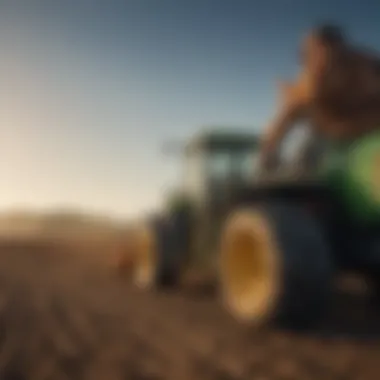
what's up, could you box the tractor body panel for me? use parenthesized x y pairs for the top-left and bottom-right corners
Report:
(320, 130), (380, 225)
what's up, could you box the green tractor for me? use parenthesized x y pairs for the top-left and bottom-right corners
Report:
(131, 129), (259, 289)
(131, 127), (380, 329)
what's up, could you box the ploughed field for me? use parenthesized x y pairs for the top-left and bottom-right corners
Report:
(0, 238), (378, 380)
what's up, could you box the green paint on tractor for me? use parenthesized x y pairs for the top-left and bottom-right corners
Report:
(321, 130), (380, 224)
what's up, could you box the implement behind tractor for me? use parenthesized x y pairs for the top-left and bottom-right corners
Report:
(127, 128), (380, 329)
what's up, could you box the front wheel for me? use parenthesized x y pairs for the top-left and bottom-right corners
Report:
(132, 217), (184, 290)
(219, 202), (334, 329)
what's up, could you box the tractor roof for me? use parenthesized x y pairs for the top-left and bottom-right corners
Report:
(185, 129), (261, 153)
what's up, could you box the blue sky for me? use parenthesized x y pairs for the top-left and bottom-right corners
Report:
(0, 0), (379, 218)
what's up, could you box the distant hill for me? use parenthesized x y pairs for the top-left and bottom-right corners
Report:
(0, 209), (130, 241)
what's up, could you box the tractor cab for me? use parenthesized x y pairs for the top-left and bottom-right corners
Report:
(181, 130), (260, 207)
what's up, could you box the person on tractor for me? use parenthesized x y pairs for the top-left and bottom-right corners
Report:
(258, 24), (380, 172)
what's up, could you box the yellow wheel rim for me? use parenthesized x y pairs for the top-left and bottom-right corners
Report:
(133, 225), (157, 289)
(219, 210), (280, 323)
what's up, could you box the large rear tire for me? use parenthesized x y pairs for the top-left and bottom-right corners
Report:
(219, 202), (333, 329)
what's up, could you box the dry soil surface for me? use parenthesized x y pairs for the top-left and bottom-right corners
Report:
(0, 239), (378, 380)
